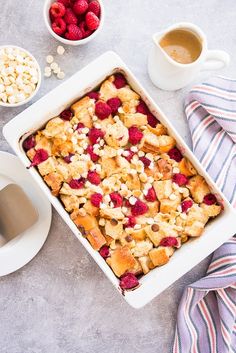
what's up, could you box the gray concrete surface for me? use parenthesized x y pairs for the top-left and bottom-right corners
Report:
(0, 1), (235, 352)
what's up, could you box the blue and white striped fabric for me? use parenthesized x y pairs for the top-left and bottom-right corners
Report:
(173, 76), (236, 353)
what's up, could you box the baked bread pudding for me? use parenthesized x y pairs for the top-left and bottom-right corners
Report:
(23, 73), (222, 290)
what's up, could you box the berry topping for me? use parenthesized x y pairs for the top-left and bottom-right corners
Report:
(28, 149), (48, 168)
(23, 135), (35, 151)
(52, 17), (66, 36)
(123, 149), (135, 162)
(145, 187), (157, 202)
(50, 2), (66, 18)
(125, 215), (136, 228)
(88, 128), (104, 144)
(87, 91), (100, 100)
(95, 101), (112, 119)
(76, 122), (85, 130)
(64, 8), (78, 25)
(203, 193), (217, 205)
(107, 97), (122, 114)
(91, 193), (103, 207)
(113, 73), (127, 89)
(73, 0), (88, 15)
(181, 199), (193, 213)
(160, 237), (178, 247)
(131, 199), (148, 216)
(63, 153), (74, 164)
(65, 24), (83, 40)
(139, 156), (151, 168)
(88, 0), (101, 16)
(128, 126), (143, 145)
(69, 178), (85, 189)
(85, 11), (100, 30)
(99, 245), (110, 259)
(86, 145), (99, 162)
(136, 100), (149, 115)
(79, 21), (93, 38)
(119, 273), (139, 290)
(60, 109), (72, 120)
(147, 113), (159, 128)
(110, 192), (123, 208)
(172, 173), (188, 186)
(168, 147), (183, 162)
(87, 170), (101, 185)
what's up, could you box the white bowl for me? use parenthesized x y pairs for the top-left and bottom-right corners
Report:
(43, 0), (104, 46)
(0, 45), (41, 108)
(3, 52), (236, 308)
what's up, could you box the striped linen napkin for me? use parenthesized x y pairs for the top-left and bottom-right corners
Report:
(172, 76), (236, 353)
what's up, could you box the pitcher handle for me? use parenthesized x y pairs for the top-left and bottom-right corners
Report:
(201, 50), (230, 71)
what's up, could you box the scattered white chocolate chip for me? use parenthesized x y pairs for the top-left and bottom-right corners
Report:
(57, 45), (65, 56)
(57, 71), (65, 80)
(180, 213), (187, 220)
(173, 167), (180, 174)
(169, 193), (177, 200)
(50, 62), (58, 70)
(46, 55), (54, 64)
(134, 224), (141, 230)
(129, 196), (137, 205)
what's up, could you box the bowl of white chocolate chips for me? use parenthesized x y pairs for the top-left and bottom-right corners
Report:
(0, 45), (41, 107)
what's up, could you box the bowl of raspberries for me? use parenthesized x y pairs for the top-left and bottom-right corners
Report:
(44, 0), (104, 45)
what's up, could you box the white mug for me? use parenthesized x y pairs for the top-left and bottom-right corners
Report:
(148, 22), (230, 91)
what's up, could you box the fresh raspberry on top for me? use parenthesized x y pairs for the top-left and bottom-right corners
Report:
(131, 199), (148, 216)
(136, 100), (149, 115)
(23, 135), (36, 151)
(50, 2), (66, 18)
(203, 193), (217, 205)
(69, 178), (85, 189)
(99, 245), (110, 259)
(147, 113), (159, 128)
(145, 187), (157, 202)
(57, 0), (72, 7)
(85, 11), (100, 30)
(86, 145), (99, 162)
(119, 273), (139, 290)
(76, 122), (85, 130)
(113, 73), (127, 89)
(60, 109), (72, 120)
(52, 18), (66, 36)
(128, 126), (143, 145)
(123, 149), (135, 162)
(88, 0), (101, 16)
(91, 193), (103, 207)
(110, 192), (123, 208)
(28, 149), (48, 168)
(107, 97), (122, 114)
(95, 101), (112, 119)
(168, 147), (183, 162)
(79, 21), (93, 38)
(88, 127), (104, 144)
(139, 156), (151, 168)
(63, 8), (78, 25)
(63, 153), (74, 164)
(87, 91), (100, 100)
(73, 0), (88, 15)
(125, 215), (136, 228)
(65, 24), (83, 40)
(172, 173), (188, 186)
(181, 199), (193, 213)
(160, 237), (178, 247)
(87, 171), (101, 185)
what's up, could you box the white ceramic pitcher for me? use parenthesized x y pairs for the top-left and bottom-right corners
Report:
(148, 22), (230, 91)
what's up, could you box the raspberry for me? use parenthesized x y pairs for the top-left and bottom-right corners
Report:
(168, 147), (183, 162)
(88, 0), (100, 16)
(160, 237), (178, 247)
(147, 113), (159, 128)
(86, 145), (99, 162)
(85, 11), (100, 30)
(28, 149), (48, 168)
(136, 100), (149, 115)
(60, 109), (72, 120)
(145, 187), (157, 202)
(131, 199), (148, 216)
(63, 153), (74, 164)
(76, 122), (85, 130)
(87, 171), (101, 185)
(172, 173), (188, 186)
(110, 192), (123, 208)
(87, 91), (100, 100)
(125, 215), (136, 228)
(123, 149), (135, 162)
(88, 128), (104, 144)
(52, 17), (66, 36)
(57, 0), (72, 7)
(65, 24), (83, 40)
(23, 135), (35, 151)
(128, 126), (143, 145)
(203, 193), (217, 205)
(79, 21), (93, 38)
(95, 101), (112, 119)
(181, 199), (193, 213)
(63, 8), (78, 25)
(124, 199), (132, 208)
(69, 178), (85, 189)
(119, 273), (139, 290)
(139, 156), (151, 168)
(113, 73), (127, 89)
(107, 97), (122, 114)
(99, 245), (110, 259)
(50, 2), (66, 17)
(73, 0), (88, 15)
(91, 193), (103, 207)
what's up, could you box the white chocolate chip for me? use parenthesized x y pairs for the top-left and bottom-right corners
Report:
(169, 193), (177, 200)
(46, 55), (54, 64)
(57, 46), (65, 55)
(50, 62), (58, 70)
(129, 196), (137, 205)
(57, 71), (65, 80)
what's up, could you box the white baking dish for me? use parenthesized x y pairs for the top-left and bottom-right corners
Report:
(3, 51), (236, 308)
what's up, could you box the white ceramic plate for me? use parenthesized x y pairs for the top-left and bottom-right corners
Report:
(0, 151), (51, 276)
